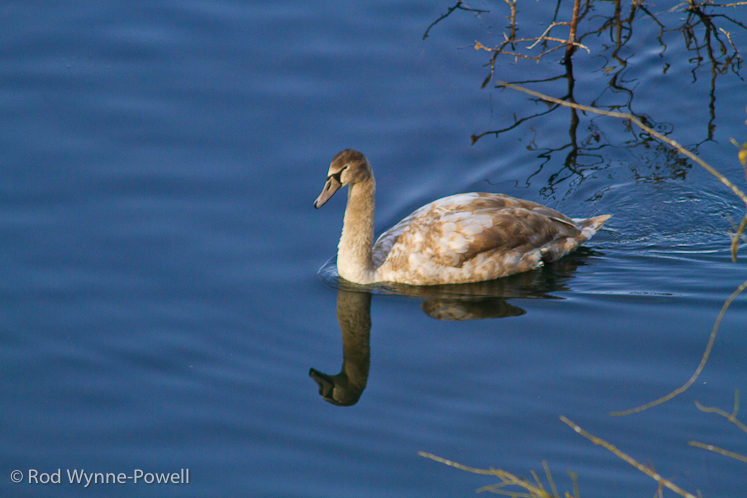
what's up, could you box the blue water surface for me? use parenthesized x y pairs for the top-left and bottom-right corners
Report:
(2, 1), (747, 497)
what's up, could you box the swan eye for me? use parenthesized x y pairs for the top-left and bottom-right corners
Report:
(329, 165), (348, 183)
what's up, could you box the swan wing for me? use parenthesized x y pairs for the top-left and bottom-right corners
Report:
(372, 193), (590, 284)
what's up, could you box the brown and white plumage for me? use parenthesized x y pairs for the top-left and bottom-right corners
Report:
(314, 149), (610, 285)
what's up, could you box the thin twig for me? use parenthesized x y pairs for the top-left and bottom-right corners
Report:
(504, 0), (517, 42)
(476, 41), (590, 63)
(694, 389), (747, 435)
(720, 27), (740, 56)
(690, 390), (747, 462)
(567, 0), (582, 48)
(423, 1), (489, 40)
(611, 278), (747, 415)
(418, 451), (554, 498)
(560, 417), (699, 498)
(477, 39), (590, 54)
(731, 213), (747, 261)
(527, 22), (570, 49)
(688, 441), (747, 462)
(493, 81), (747, 211)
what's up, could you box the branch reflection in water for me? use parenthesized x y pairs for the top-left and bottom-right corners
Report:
(455, 0), (745, 195)
(310, 251), (596, 406)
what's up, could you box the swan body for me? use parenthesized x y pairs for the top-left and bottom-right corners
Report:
(315, 149), (610, 285)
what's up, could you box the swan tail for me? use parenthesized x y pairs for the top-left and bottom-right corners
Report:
(579, 214), (611, 239)
(540, 214), (611, 263)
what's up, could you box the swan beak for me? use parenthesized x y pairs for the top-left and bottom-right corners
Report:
(314, 176), (342, 208)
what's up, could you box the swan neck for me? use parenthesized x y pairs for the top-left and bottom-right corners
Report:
(337, 177), (376, 283)
(337, 290), (371, 390)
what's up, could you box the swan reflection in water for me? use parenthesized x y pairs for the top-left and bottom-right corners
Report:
(310, 250), (595, 406)
(309, 291), (372, 407)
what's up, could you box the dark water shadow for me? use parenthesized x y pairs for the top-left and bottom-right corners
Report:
(310, 248), (599, 405)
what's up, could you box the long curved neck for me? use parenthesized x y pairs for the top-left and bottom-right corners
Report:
(337, 290), (371, 396)
(337, 177), (376, 284)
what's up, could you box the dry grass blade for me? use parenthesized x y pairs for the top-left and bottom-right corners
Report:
(542, 461), (560, 498)
(417, 451), (556, 498)
(559, 416), (698, 498)
(568, 470), (580, 498)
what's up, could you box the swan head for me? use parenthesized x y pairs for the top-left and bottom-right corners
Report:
(314, 149), (373, 208)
